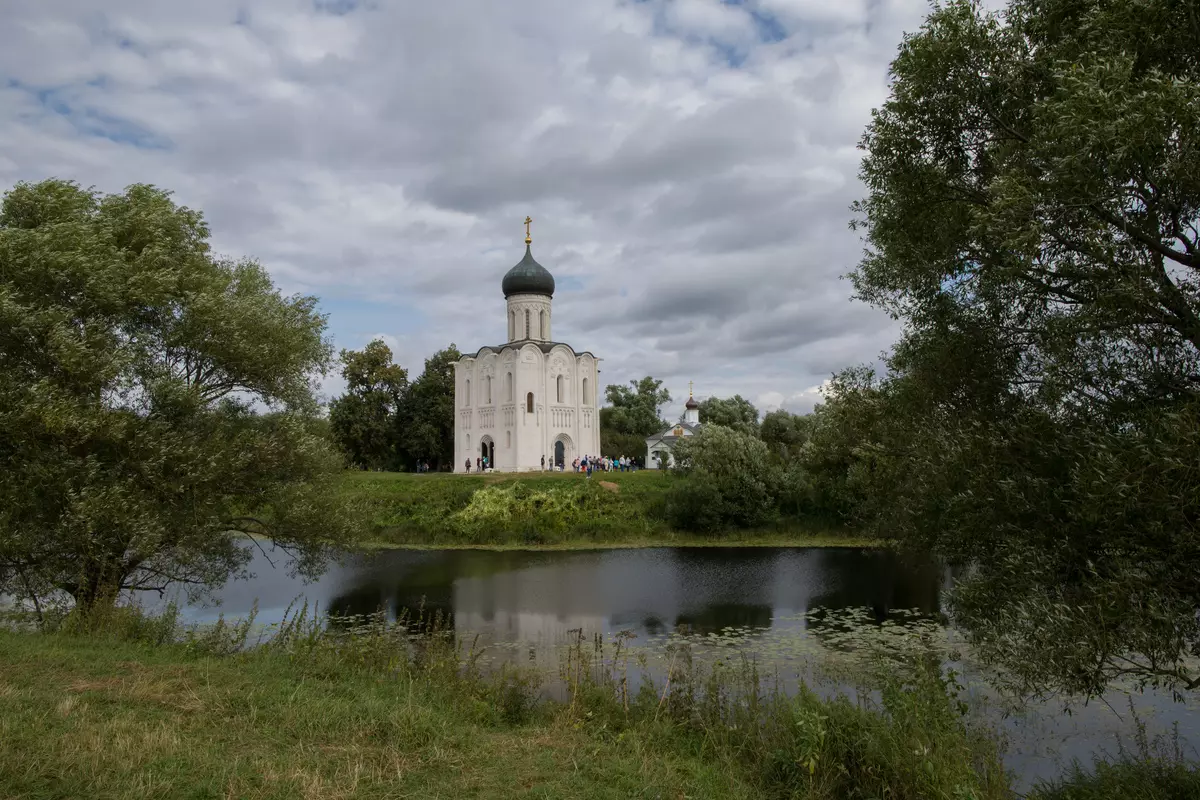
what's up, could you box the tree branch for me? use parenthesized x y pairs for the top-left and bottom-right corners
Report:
(1091, 203), (1199, 270)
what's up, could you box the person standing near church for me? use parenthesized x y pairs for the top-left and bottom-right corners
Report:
(541, 455), (546, 471)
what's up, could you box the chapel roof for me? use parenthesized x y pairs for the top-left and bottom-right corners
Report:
(645, 420), (703, 443)
(502, 245), (555, 298)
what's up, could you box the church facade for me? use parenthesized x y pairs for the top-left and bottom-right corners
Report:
(454, 220), (602, 472)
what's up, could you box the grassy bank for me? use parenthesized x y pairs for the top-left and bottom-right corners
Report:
(338, 469), (871, 548)
(0, 611), (1009, 800)
(4, 608), (1196, 800)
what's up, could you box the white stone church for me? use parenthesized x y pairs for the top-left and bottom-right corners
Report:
(454, 221), (602, 472)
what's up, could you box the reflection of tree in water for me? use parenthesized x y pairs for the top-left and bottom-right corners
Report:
(805, 549), (943, 628)
(674, 603), (773, 634)
(325, 583), (455, 634)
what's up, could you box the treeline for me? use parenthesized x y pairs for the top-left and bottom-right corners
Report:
(327, 340), (460, 471)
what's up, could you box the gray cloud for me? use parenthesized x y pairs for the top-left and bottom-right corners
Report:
(0, 0), (937, 416)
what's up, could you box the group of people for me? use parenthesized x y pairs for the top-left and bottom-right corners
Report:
(566, 455), (635, 476)
(464, 454), (639, 474)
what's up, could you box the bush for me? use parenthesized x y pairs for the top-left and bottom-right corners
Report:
(665, 425), (782, 532)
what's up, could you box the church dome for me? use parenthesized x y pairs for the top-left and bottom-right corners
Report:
(685, 396), (699, 410)
(502, 245), (555, 298)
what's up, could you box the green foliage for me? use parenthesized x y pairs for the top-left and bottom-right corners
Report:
(1029, 717), (1200, 800)
(598, 426), (646, 463)
(666, 425), (782, 532)
(758, 408), (812, 462)
(0, 179), (356, 614)
(694, 394), (759, 436)
(602, 376), (671, 438)
(397, 344), (460, 470)
(343, 471), (673, 545)
(449, 481), (641, 543)
(328, 341), (460, 471)
(817, 0), (1200, 697)
(329, 339), (408, 470)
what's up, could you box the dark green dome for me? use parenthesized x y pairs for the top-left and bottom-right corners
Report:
(502, 245), (555, 298)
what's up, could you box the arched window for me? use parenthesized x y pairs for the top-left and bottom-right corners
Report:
(506, 430), (511, 448)
(525, 309), (531, 339)
(465, 379), (471, 406)
(582, 377), (590, 406)
(540, 310), (546, 339)
(556, 374), (564, 404)
(526, 392), (534, 413)
(505, 372), (513, 402)
(509, 311), (515, 341)
(486, 375), (492, 404)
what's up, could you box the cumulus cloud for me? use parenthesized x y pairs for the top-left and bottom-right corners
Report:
(0, 0), (936, 415)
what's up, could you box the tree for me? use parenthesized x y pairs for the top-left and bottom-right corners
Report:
(846, 0), (1200, 696)
(695, 395), (760, 436)
(602, 376), (671, 438)
(0, 179), (357, 615)
(329, 339), (408, 470)
(397, 344), (460, 470)
(759, 409), (812, 461)
(665, 426), (780, 532)
(598, 411), (646, 464)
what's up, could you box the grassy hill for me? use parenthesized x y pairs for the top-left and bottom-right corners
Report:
(335, 470), (865, 548)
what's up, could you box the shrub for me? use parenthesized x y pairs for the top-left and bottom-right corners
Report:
(665, 425), (782, 532)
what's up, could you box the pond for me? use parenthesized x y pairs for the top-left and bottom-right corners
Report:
(163, 545), (1199, 790)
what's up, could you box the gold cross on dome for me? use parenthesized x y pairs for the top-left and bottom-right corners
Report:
(524, 216), (533, 244)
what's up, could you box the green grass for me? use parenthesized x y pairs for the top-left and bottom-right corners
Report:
(0, 609), (1012, 800)
(0, 632), (750, 799)
(337, 469), (873, 549)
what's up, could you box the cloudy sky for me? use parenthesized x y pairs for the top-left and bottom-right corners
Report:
(0, 0), (1001, 417)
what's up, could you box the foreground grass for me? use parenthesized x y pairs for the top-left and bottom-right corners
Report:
(3, 608), (1194, 800)
(0, 631), (751, 800)
(0, 608), (1011, 800)
(338, 469), (871, 549)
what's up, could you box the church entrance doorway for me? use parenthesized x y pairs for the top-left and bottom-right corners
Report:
(480, 437), (495, 470)
(553, 433), (574, 470)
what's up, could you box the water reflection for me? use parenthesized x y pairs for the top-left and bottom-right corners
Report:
(202, 546), (942, 643)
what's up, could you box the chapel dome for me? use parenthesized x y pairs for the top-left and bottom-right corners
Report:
(502, 245), (555, 298)
(685, 396), (699, 410)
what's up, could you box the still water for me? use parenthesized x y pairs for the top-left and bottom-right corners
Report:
(165, 545), (1198, 790)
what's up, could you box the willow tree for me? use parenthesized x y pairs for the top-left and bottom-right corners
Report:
(0, 179), (356, 615)
(848, 0), (1200, 696)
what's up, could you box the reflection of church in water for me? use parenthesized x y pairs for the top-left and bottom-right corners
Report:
(454, 218), (602, 472)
